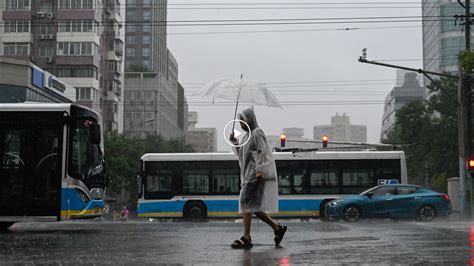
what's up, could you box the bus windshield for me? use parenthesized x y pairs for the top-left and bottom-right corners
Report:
(69, 119), (101, 180)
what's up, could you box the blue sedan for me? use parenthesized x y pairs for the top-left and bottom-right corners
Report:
(324, 185), (452, 222)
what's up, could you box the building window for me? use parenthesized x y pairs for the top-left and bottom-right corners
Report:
(143, 48), (150, 57)
(6, 0), (30, 10)
(59, 20), (96, 33)
(57, 42), (95, 56)
(107, 60), (121, 72)
(39, 24), (53, 34)
(143, 35), (150, 45)
(39, 45), (54, 57)
(126, 24), (135, 33)
(58, 65), (98, 79)
(143, 10), (151, 21)
(3, 43), (29, 55)
(76, 87), (98, 100)
(39, 2), (53, 12)
(143, 24), (150, 33)
(4, 21), (30, 33)
(126, 35), (135, 45)
(59, 0), (93, 10)
(126, 48), (135, 57)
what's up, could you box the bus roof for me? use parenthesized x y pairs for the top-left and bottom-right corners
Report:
(141, 151), (405, 161)
(0, 103), (73, 112)
(0, 103), (98, 116)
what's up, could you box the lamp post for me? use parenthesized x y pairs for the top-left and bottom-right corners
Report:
(132, 118), (155, 138)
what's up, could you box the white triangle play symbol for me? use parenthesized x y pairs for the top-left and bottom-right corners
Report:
(233, 129), (242, 138)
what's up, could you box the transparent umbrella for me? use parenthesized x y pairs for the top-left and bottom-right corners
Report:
(196, 75), (282, 129)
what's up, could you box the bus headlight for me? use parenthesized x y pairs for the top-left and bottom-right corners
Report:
(90, 188), (104, 200)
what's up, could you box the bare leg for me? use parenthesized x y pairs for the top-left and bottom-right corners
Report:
(255, 211), (279, 231)
(243, 212), (252, 240)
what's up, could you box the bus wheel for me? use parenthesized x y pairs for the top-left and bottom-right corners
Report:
(319, 200), (332, 222)
(185, 202), (207, 221)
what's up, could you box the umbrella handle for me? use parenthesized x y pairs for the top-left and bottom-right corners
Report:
(232, 100), (239, 132)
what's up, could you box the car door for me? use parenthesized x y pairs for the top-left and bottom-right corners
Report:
(365, 186), (397, 217)
(391, 186), (419, 217)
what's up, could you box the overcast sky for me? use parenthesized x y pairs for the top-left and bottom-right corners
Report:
(166, 1), (422, 151)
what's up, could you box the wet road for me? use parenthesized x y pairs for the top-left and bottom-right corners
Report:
(0, 217), (472, 265)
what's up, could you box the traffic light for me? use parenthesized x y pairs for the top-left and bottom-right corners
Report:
(280, 133), (287, 148)
(467, 158), (474, 172)
(322, 135), (329, 148)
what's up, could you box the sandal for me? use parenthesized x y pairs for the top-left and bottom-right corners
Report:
(274, 224), (287, 246)
(231, 236), (253, 249)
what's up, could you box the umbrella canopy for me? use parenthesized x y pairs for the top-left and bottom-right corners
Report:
(196, 78), (282, 108)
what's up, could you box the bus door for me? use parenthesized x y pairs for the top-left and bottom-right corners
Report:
(0, 112), (64, 220)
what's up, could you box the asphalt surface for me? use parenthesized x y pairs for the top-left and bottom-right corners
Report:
(0, 217), (472, 265)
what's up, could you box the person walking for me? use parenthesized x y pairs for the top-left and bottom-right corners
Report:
(120, 206), (129, 221)
(229, 107), (287, 249)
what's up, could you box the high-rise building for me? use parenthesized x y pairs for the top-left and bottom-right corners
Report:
(422, 1), (466, 89)
(186, 111), (217, 152)
(123, 72), (186, 139)
(313, 113), (367, 143)
(125, 0), (167, 74)
(0, 0), (125, 132)
(380, 73), (425, 141)
(123, 0), (187, 139)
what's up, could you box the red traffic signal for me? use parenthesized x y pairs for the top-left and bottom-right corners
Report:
(322, 135), (329, 148)
(468, 159), (474, 170)
(280, 134), (287, 147)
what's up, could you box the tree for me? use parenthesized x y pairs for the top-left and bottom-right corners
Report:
(104, 133), (193, 210)
(384, 76), (458, 191)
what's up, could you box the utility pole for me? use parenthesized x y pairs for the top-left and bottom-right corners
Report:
(458, 0), (472, 217)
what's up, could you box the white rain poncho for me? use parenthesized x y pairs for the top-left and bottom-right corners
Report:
(232, 107), (278, 214)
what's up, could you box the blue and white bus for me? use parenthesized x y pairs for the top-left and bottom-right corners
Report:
(0, 103), (106, 228)
(137, 151), (407, 220)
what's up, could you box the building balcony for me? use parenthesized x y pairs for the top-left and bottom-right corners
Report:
(60, 77), (100, 90)
(2, 11), (31, 20)
(55, 55), (99, 68)
(2, 32), (33, 43)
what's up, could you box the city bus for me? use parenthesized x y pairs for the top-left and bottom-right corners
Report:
(137, 151), (407, 220)
(0, 103), (106, 228)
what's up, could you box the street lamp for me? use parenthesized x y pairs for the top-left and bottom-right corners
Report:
(132, 118), (155, 137)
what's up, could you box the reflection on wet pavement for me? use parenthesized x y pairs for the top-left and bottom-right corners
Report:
(0, 218), (472, 264)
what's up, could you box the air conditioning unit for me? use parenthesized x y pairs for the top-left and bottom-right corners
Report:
(47, 13), (53, 20)
(45, 57), (53, 63)
(39, 34), (46, 40)
(37, 12), (46, 18)
(46, 34), (53, 40)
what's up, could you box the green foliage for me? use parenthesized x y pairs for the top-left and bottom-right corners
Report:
(384, 76), (458, 187)
(459, 51), (474, 73)
(125, 64), (152, 72)
(104, 133), (193, 208)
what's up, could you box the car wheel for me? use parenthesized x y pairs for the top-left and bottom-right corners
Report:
(416, 205), (436, 222)
(343, 205), (361, 222)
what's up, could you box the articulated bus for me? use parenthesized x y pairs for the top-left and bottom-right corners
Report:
(137, 151), (407, 220)
(0, 103), (106, 228)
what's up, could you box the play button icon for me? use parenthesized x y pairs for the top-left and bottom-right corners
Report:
(223, 119), (251, 147)
(233, 129), (242, 138)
